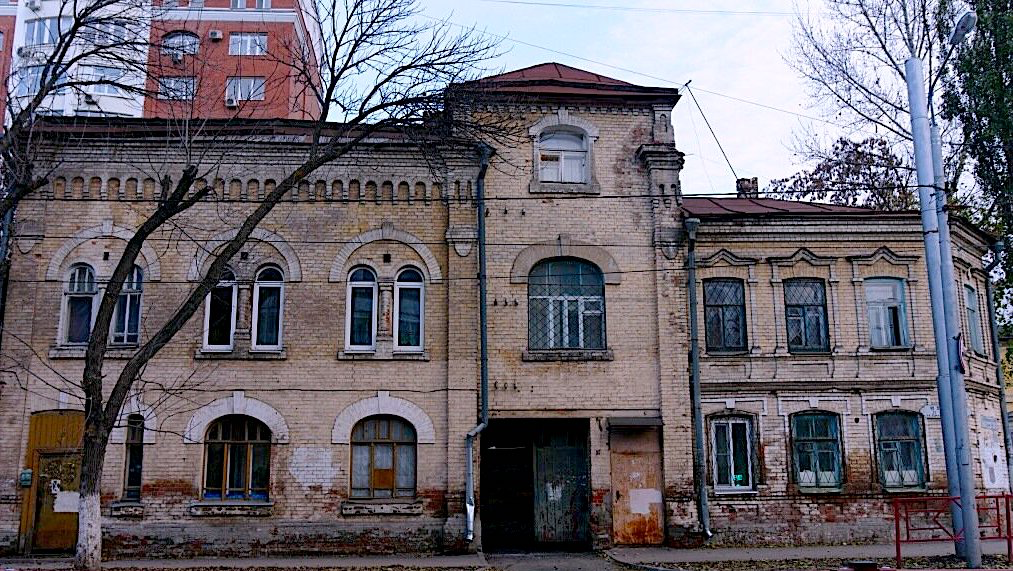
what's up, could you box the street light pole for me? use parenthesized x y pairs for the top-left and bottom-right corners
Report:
(905, 56), (969, 561)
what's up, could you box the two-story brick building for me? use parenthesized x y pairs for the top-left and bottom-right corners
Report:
(0, 62), (1006, 557)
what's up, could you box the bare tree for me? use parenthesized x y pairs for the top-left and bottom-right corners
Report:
(0, 1), (505, 568)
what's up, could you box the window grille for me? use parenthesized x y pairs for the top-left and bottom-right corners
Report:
(791, 413), (841, 488)
(784, 278), (829, 352)
(704, 278), (746, 352)
(876, 412), (925, 488)
(527, 258), (604, 350)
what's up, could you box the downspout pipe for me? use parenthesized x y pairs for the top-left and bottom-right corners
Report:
(685, 217), (711, 538)
(983, 241), (1013, 493)
(466, 143), (493, 542)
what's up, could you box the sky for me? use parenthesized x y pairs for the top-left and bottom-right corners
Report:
(423, 0), (823, 197)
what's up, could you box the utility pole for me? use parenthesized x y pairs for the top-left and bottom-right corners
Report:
(905, 56), (967, 561)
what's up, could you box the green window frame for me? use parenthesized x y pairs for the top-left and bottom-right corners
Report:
(791, 412), (842, 489)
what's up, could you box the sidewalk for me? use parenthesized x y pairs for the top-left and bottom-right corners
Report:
(609, 538), (1012, 565)
(0, 553), (488, 570)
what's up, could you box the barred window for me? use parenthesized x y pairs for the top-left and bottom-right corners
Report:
(784, 278), (829, 352)
(111, 265), (143, 345)
(527, 258), (605, 350)
(203, 415), (271, 500)
(704, 278), (746, 352)
(350, 416), (416, 499)
(791, 412), (842, 488)
(876, 412), (925, 488)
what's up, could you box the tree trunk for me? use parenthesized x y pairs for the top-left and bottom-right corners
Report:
(75, 420), (108, 570)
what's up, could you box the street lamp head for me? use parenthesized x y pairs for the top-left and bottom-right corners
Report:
(950, 11), (977, 45)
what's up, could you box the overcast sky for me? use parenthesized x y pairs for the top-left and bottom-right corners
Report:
(424, 0), (824, 197)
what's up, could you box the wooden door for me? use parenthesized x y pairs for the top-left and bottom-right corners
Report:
(32, 452), (81, 552)
(610, 427), (664, 545)
(532, 424), (590, 545)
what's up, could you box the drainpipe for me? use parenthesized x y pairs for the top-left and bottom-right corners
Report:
(465, 143), (493, 542)
(983, 241), (1013, 493)
(685, 217), (711, 538)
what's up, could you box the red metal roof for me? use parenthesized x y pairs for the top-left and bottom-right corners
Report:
(482, 63), (634, 86)
(681, 197), (890, 216)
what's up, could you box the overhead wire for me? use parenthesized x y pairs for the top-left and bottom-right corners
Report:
(472, 0), (795, 16)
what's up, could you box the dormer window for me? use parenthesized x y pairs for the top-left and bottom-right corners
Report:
(538, 130), (587, 183)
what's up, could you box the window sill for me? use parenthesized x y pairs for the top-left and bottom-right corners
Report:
(528, 179), (601, 195)
(188, 501), (273, 517)
(194, 349), (287, 360)
(522, 349), (614, 362)
(338, 350), (429, 361)
(786, 350), (832, 356)
(882, 486), (928, 494)
(705, 350), (750, 357)
(341, 500), (424, 516)
(868, 346), (914, 353)
(796, 487), (843, 495)
(49, 346), (137, 359)
(712, 489), (758, 497)
(109, 501), (144, 518)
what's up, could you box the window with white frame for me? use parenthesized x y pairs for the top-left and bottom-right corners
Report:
(82, 20), (127, 46)
(254, 0), (270, 8)
(161, 31), (199, 57)
(537, 130), (587, 183)
(226, 77), (265, 101)
(157, 76), (196, 100)
(527, 258), (605, 350)
(230, 0), (244, 8)
(15, 65), (67, 97)
(203, 268), (237, 351)
(710, 416), (754, 492)
(345, 267), (377, 351)
(229, 33), (266, 55)
(394, 268), (424, 351)
(85, 66), (125, 96)
(24, 17), (71, 46)
(791, 412), (842, 489)
(252, 266), (283, 350)
(64, 264), (97, 344)
(865, 278), (908, 348)
(876, 411), (926, 488)
(965, 285), (986, 355)
(111, 265), (143, 345)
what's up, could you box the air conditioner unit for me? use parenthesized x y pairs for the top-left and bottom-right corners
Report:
(224, 96), (238, 108)
(208, 29), (223, 41)
(25, 0), (41, 11)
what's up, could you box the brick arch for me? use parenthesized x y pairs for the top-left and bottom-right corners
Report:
(183, 391), (290, 444)
(328, 222), (443, 283)
(45, 221), (162, 281)
(331, 391), (436, 444)
(509, 235), (621, 284)
(187, 227), (302, 282)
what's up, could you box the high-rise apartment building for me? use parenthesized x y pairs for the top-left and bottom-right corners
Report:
(3, 0), (320, 119)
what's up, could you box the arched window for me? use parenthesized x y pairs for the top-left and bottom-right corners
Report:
(538, 130), (587, 183)
(790, 412), (842, 489)
(111, 265), (143, 345)
(394, 267), (424, 351)
(64, 263), (97, 344)
(203, 268), (236, 351)
(350, 415), (416, 499)
(122, 414), (145, 500)
(528, 258), (604, 350)
(875, 411), (926, 488)
(252, 266), (284, 351)
(203, 415), (271, 500)
(161, 31), (199, 58)
(345, 267), (377, 351)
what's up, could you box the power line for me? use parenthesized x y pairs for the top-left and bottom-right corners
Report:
(474, 0), (794, 16)
(686, 85), (737, 179)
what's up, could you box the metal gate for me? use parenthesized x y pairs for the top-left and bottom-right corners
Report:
(610, 426), (664, 544)
(533, 424), (590, 545)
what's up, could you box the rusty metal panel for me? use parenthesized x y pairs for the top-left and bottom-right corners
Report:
(611, 427), (665, 545)
(532, 424), (590, 545)
(20, 410), (84, 554)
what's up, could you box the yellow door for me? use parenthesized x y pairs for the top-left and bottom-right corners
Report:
(32, 452), (81, 552)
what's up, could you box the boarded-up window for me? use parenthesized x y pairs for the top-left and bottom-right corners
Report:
(350, 416), (416, 499)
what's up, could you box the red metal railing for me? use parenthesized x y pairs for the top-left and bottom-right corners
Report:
(892, 494), (1013, 568)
